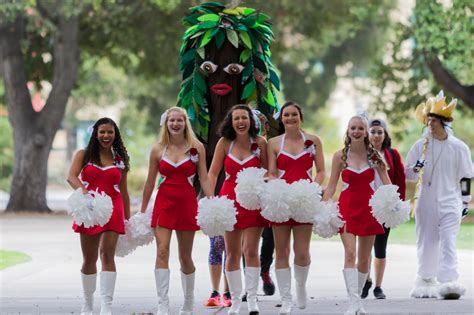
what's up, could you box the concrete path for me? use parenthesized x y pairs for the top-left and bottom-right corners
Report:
(0, 213), (473, 314)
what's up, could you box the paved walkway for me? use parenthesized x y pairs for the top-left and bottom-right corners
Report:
(0, 214), (473, 314)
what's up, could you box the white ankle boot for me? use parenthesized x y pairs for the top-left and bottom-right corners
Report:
(342, 268), (365, 315)
(245, 267), (260, 314)
(294, 264), (309, 309)
(154, 269), (170, 315)
(226, 270), (242, 315)
(275, 268), (292, 315)
(99, 271), (116, 315)
(81, 273), (96, 315)
(179, 271), (195, 315)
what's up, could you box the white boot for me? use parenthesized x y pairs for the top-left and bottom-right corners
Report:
(180, 271), (195, 315)
(275, 268), (292, 315)
(99, 271), (116, 315)
(357, 271), (368, 314)
(226, 270), (242, 315)
(154, 269), (170, 315)
(81, 273), (96, 315)
(294, 264), (309, 309)
(245, 267), (260, 314)
(342, 268), (363, 315)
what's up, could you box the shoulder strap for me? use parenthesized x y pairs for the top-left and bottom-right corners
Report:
(228, 141), (235, 155)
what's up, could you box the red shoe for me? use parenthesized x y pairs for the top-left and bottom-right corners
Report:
(222, 291), (232, 307)
(204, 291), (222, 308)
(261, 271), (276, 296)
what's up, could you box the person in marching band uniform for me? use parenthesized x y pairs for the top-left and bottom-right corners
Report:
(361, 118), (406, 300)
(67, 117), (130, 315)
(322, 114), (390, 315)
(406, 91), (472, 300)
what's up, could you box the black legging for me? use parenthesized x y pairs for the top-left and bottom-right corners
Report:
(260, 227), (274, 274)
(373, 226), (390, 259)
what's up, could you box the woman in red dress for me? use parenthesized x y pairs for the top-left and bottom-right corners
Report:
(322, 114), (390, 315)
(208, 104), (268, 315)
(140, 106), (212, 315)
(67, 117), (130, 315)
(267, 101), (325, 314)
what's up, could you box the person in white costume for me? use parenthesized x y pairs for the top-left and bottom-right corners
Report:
(405, 91), (472, 300)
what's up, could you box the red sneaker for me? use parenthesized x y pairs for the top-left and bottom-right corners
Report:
(222, 291), (232, 307)
(261, 271), (276, 296)
(204, 291), (222, 308)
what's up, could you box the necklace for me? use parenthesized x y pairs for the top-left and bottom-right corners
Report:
(427, 138), (446, 186)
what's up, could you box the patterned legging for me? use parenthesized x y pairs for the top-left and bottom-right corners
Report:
(208, 235), (226, 265)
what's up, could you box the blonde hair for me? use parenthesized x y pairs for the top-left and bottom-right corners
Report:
(341, 115), (381, 169)
(158, 107), (198, 147)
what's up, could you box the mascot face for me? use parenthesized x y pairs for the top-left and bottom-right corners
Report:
(201, 40), (244, 127)
(177, 2), (280, 149)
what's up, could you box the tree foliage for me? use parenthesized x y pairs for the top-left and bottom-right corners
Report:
(368, 0), (474, 118)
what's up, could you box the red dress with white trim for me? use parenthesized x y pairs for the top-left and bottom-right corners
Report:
(338, 165), (384, 236)
(218, 141), (267, 229)
(151, 148), (199, 231)
(273, 132), (314, 227)
(73, 163), (125, 235)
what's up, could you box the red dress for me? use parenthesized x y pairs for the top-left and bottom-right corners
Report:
(73, 163), (125, 235)
(338, 166), (384, 236)
(151, 149), (199, 231)
(273, 132), (314, 227)
(218, 141), (267, 229)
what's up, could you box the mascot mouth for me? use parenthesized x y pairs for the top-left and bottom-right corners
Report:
(210, 84), (233, 96)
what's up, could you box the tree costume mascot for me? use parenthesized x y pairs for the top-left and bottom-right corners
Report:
(406, 90), (472, 300)
(177, 2), (280, 167)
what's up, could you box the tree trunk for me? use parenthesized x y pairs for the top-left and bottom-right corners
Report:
(425, 53), (474, 110)
(0, 12), (79, 212)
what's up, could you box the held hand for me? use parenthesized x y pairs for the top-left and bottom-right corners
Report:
(413, 159), (426, 173)
(462, 203), (469, 219)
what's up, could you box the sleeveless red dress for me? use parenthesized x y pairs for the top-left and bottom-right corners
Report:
(73, 163), (125, 235)
(151, 149), (199, 231)
(338, 165), (384, 236)
(218, 141), (267, 229)
(272, 132), (314, 227)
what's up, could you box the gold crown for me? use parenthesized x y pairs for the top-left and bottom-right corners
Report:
(415, 90), (457, 124)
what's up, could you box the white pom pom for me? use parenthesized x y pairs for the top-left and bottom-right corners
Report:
(197, 196), (237, 236)
(260, 179), (292, 223)
(67, 188), (113, 228)
(312, 200), (345, 238)
(369, 184), (410, 228)
(90, 190), (114, 227)
(116, 207), (154, 257)
(235, 167), (266, 210)
(289, 179), (322, 223)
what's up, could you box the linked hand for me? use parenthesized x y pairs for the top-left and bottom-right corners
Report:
(462, 203), (469, 219)
(413, 159), (426, 173)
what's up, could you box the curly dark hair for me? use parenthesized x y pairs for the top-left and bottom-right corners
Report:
(82, 117), (130, 171)
(218, 104), (259, 140)
(369, 120), (392, 150)
(277, 101), (304, 134)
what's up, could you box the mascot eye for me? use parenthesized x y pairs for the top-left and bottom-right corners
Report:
(223, 63), (244, 75)
(200, 61), (218, 74)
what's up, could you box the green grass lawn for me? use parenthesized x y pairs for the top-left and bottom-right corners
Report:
(0, 250), (32, 270)
(313, 220), (474, 250)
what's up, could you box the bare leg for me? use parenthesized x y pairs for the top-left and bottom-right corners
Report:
(155, 226), (172, 269)
(99, 231), (119, 271)
(80, 233), (101, 274)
